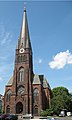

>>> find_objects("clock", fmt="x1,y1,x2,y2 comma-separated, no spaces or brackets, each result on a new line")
19,48,25,53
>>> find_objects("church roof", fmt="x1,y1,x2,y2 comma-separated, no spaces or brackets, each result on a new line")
6,76,13,86
6,74,50,89
33,74,41,85
43,77,51,89
33,74,51,89
16,7,32,50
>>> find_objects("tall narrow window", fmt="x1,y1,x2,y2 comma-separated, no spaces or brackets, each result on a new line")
33,88,39,103
19,68,24,82
6,90,11,102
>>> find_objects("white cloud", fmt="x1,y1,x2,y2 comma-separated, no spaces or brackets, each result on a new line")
0,25,13,45
0,77,2,81
34,58,43,65
49,50,72,69
38,58,42,64
1,32,12,45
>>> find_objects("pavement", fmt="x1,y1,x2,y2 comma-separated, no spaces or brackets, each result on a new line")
58,116,72,120
18,115,72,120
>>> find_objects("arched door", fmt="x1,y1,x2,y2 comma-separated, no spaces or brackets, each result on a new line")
16,102,23,114
34,106,38,116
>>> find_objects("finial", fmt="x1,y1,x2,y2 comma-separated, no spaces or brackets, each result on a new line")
24,2,26,12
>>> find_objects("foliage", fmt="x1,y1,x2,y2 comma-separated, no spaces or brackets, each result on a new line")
46,108,53,116
52,87,69,97
51,87,72,115
40,108,53,116
40,87,72,116
40,110,48,116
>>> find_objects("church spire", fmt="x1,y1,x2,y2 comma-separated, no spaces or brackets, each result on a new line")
16,6,31,50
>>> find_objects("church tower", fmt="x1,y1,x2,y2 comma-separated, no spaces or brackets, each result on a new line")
14,7,33,114
4,7,33,115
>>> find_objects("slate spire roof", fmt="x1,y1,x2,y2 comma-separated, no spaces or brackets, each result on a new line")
16,6,31,50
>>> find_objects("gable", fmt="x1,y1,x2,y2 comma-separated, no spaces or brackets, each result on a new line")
6,76,13,86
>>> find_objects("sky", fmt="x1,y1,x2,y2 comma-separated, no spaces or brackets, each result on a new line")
0,1,72,95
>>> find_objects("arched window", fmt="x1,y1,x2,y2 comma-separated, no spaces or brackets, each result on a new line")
33,88,39,103
6,90,11,102
19,68,24,82
6,105,10,113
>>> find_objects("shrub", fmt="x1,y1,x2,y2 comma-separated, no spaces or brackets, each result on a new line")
40,108,54,117
40,110,48,116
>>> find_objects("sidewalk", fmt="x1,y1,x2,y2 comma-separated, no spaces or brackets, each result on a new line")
18,115,47,120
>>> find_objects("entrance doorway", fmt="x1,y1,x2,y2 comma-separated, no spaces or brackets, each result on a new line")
34,106,38,116
16,102,23,114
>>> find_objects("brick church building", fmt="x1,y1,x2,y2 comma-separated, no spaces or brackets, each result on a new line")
4,7,51,116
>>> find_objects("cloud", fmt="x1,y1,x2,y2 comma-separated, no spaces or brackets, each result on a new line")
0,77,2,81
0,25,13,45
34,58,43,66
38,58,42,64
1,32,13,45
49,50,72,69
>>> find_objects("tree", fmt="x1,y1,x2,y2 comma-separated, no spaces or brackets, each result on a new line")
40,87,72,116
51,87,72,115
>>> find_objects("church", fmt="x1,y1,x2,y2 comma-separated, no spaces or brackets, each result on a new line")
4,6,51,116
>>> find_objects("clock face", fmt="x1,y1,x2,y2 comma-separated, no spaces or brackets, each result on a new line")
19,48,25,53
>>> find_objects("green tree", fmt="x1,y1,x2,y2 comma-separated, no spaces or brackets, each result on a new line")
51,87,72,115
40,87,72,116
